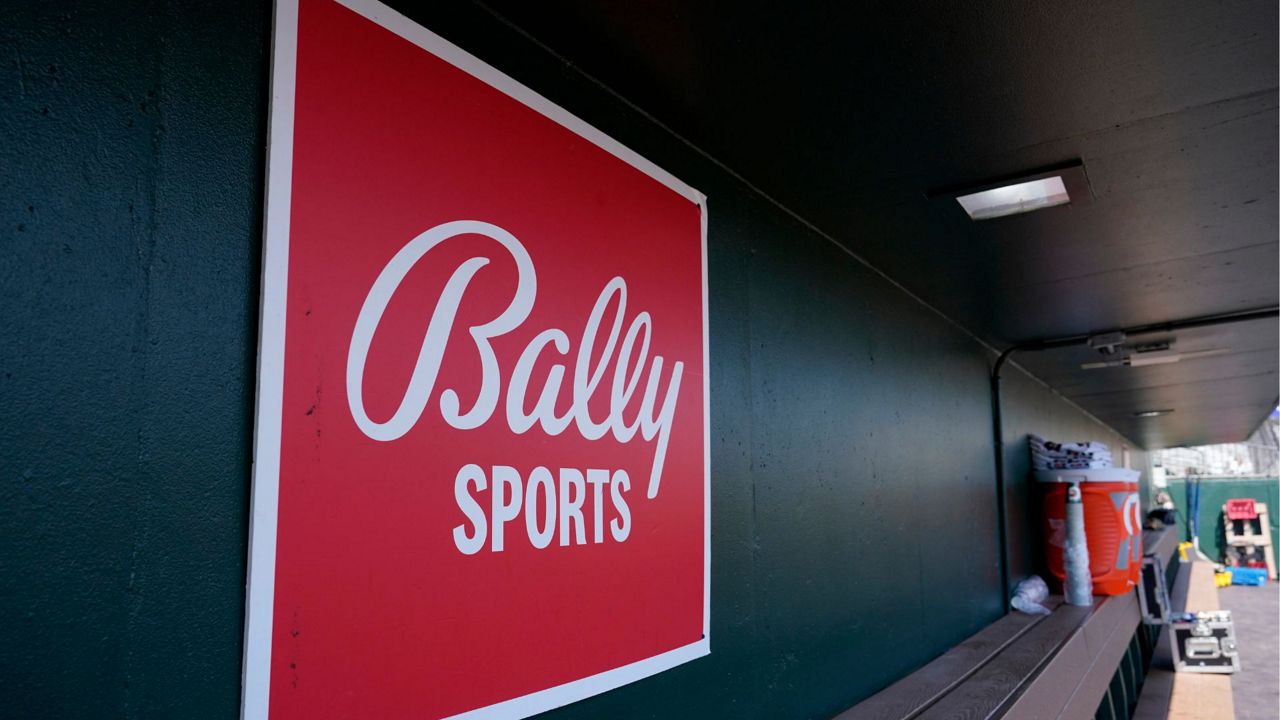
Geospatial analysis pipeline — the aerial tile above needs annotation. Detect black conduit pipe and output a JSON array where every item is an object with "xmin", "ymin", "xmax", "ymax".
[{"xmin": 991, "ymin": 306, "xmax": 1279, "ymax": 611}]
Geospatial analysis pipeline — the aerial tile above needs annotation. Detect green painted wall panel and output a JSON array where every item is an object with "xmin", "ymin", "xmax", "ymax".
[
  {"xmin": 1166, "ymin": 478, "xmax": 1280, "ymax": 564},
  {"xmin": 0, "ymin": 1, "xmax": 1147, "ymax": 717},
  {"xmin": 1, "ymin": 1, "xmax": 268, "ymax": 717}
]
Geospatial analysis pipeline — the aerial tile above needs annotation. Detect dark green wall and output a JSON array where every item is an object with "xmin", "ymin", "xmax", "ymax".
[
  {"xmin": 2, "ymin": 1, "xmax": 268, "ymax": 718},
  {"xmin": 1, "ymin": 2, "xmax": 1144, "ymax": 718}
]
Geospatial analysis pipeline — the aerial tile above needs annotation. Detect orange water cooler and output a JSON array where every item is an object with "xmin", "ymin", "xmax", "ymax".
[{"xmin": 1038, "ymin": 468, "xmax": 1143, "ymax": 596}]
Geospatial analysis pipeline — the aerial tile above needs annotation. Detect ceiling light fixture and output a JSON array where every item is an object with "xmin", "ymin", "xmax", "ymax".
[
  {"xmin": 1134, "ymin": 409, "xmax": 1174, "ymax": 418},
  {"xmin": 956, "ymin": 176, "xmax": 1070, "ymax": 220},
  {"xmin": 1081, "ymin": 347, "xmax": 1232, "ymax": 370},
  {"xmin": 1089, "ymin": 331, "xmax": 1128, "ymax": 355},
  {"xmin": 930, "ymin": 160, "xmax": 1092, "ymax": 221}
]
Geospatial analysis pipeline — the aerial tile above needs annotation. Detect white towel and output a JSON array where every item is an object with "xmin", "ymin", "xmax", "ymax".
[{"xmin": 1029, "ymin": 435, "xmax": 1114, "ymax": 470}]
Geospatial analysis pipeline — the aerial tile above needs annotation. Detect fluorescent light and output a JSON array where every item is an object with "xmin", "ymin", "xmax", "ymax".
[
  {"xmin": 956, "ymin": 176, "xmax": 1070, "ymax": 220},
  {"xmin": 1081, "ymin": 347, "xmax": 1231, "ymax": 370},
  {"xmin": 1134, "ymin": 409, "xmax": 1174, "ymax": 418},
  {"xmin": 1127, "ymin": 352, "xmax": 1184, "ymax": 367},
  {"xmin": 1180, "ymin": 348, "xmax": 1232, "ymax": 362}
]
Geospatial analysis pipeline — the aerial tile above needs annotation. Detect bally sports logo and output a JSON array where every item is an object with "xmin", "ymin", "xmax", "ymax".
[
  {"xmin": 346, "ymin": 220, "xmax": 685, "ymax": 554},
  {"xmin": 242, "ymin": 1, "xmax": 709, "ymax": 719}
]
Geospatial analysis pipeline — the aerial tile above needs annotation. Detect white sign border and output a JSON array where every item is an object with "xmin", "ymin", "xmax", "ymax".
[{"xmin": 241, "ymin": 0, "xmax": 711, "ymax": 717}]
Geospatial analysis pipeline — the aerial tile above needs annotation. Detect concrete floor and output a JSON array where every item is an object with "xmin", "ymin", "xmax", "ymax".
[{"xmin": 1219, "ymin": 583, "xmax": 1279, "ymax": 720}]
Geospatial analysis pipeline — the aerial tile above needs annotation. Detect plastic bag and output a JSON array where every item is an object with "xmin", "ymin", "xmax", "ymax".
[{"xmin": 1011, "ymin": 575, "xmax": 1052, "ymax": 615}]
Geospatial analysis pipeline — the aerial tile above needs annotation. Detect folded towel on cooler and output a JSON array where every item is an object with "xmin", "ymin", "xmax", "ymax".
[
  {"xmin": 1029, "ymin": 435, "xmax": 1114, "ymax": 470},
  {"xmin": 1030, "ymin": 435, "xmax": 1106, "ymax": 450},
  {"xmin": 1031, "ymin": 448, "xmax": 1113, "ymax": 463},
  {"xmin": 1030, "ymin": 436, "xmax": 1111, "ymax": 455},
  {"xmin": 1036, "ymin": 459, "xmax": 1114, "ymax": 470}
]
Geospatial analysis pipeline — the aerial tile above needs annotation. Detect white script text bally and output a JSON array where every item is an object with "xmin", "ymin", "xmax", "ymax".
[{"xmin": 345, "ymin": 220, "xmax": 684, "ymax": 498}]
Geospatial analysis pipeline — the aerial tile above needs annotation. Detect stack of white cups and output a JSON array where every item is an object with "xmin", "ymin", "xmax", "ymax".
[{"xmin": 1063, "ymin": 481, "xmax": 1093, "ymax": 606}]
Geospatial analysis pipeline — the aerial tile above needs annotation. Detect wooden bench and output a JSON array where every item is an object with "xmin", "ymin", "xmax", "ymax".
[
  {"xmin": 836, "ymin": 591, "xmax": 1140, "ymax": 719},
  {"xmin": 836, "ymin": 530, "xmax": 1180, "ymax": 720}
]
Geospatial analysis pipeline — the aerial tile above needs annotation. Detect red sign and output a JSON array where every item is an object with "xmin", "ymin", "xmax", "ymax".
[{"xmin": 242, "ymin": 1, "xmax": 710, "ymax": 718}]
